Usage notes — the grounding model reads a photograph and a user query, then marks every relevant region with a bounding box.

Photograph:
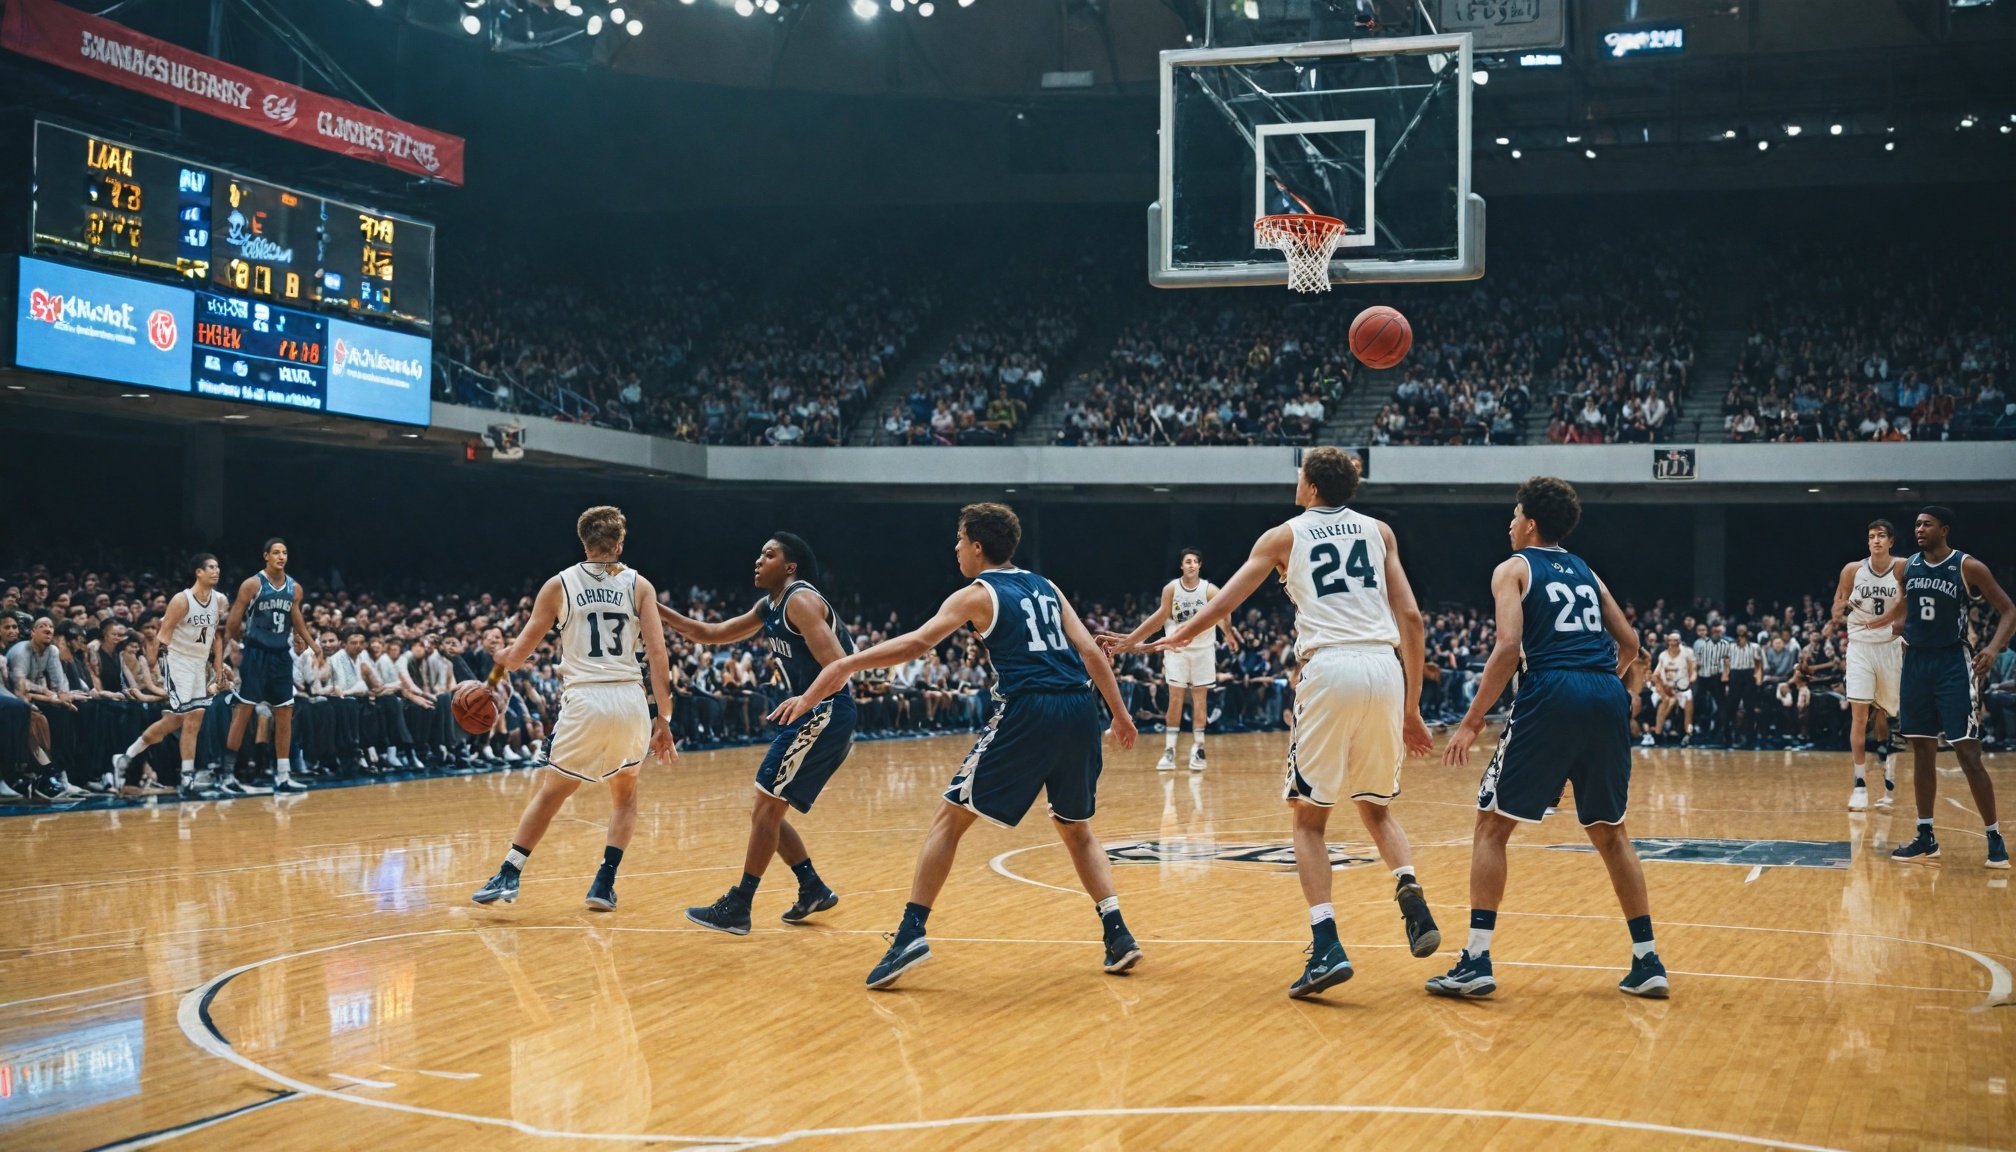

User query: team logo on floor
[1105,841,1378,869]
[1547,837,1850,869]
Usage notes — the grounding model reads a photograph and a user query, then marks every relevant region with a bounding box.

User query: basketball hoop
[1254,213,1348,293]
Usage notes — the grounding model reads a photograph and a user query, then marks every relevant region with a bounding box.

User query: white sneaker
[1639,733,1655,748]
[0,778,20,800]
[1155,750,1177,772]
[1189,747,1207,772]
[1848,786,1868,812]
[502,745,523,762]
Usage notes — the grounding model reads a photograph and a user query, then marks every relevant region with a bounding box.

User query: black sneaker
[1987,830,2010,870]
[272,777,309,794]
[866,933,931,990]
[781,886,838,924]
[1425,949,1497,997]
[586,872,617,911]
[1891,829,1941,863]
[685,889,752,935]
[472,867,520,905]
[1619,951,1670,998]
[1396,879,1441,958]
[1289,940,1354,999]
[1103,927,1142,974]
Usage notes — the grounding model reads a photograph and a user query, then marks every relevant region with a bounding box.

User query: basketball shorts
[756,694,858,813]
[543,683,651,781]
[1844,640,1903,717]
[162,653,215,714]
[1898,645,1980,744]
[237,645,295,707]
[1658,682,1692,706]
[946,688,1102,827]
[1478,668,1633,826]
[1162,646,1216,689]
[1283,644,1402,807]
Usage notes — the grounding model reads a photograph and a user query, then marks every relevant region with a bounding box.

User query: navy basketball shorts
[755,695,858,813]
[945,688,1103,827]
[236,646,295,708]
[1477,668,1633,826]
[1898,645,1980,744]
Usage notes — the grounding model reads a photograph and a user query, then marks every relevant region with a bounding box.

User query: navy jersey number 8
[1545,582,1601,632]
[1310,540,1379,597]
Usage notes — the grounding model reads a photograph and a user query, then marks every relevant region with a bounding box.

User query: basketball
[452,682,498,735]
[1349,305,1412,369]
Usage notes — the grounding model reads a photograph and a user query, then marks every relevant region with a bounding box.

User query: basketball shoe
[685,889,753,935]
[585,873,617,911]
[781,885,839,923]
[1891,828,1940,863]
[1618,952,1670,998]
[1155,749,1177,772]
[1289,940,1353,999]
[1987,830,2009,870]
[1848,784,1868,811]
[1188,745,1206,772]
[1425,951,1496,998]
[867,934,931,990]
[471,866,520,904]
[1103,924,1142,974]
[1396,877,1441,957]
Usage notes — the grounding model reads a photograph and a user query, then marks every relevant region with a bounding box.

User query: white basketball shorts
[1844,640,1902,717]
[543,683,651,782]
[162,653,214,714]
[1283,643,1403,807]
[1163,646,1216,689]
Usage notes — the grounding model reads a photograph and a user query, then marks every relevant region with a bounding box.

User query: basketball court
[6,733,2010,1150]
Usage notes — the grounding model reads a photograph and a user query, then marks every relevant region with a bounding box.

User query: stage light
[1471,69,1489,85]
[1829,123,1842,135]
[738,0,756,13]
[1583,148,1596,159]
[764,0,778,10]
[891,0,904,10]
[626,17,642,32]
[919,1,934,12]
[365,0,383,7]
[460,12,482,33]
[1509,149,1521,158]
[1885,141,1895,151]
[1959,115,1976,128]
[610,6,623,22]
[1243,0,1258,17]
[852,0,877,15]
[1784,124,1801,136]
[1723,129,1736,138]
[2002,125,2012,134]
[680,0,696,4]
[1494,137,1509,145]
[960,0,976,6]
[1757,140,1769,150]
[1565,134,1580,143]
[586,12,602,32]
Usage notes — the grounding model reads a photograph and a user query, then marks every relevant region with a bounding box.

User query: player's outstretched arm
[492,577,563,679]
[660,598,765,646]
[769,584,988,725]
[634,575,678,763]
[1154,526,1292,651]
[1100,584,1174,655]
[1962,555,2016,679]
[1377,521,1436,758]
[1445,556,1527,765]
[1052,582,1137,748]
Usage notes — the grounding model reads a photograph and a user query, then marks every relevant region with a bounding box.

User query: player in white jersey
[1152,447,1440,999]
[1833,519,1902,811]
[113,553,228,797]
[1101,548,1241,772]
[1650,633,1696,746]
[472,506,676,911]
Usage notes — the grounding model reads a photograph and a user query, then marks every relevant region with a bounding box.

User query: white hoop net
[1254,214,1348,293]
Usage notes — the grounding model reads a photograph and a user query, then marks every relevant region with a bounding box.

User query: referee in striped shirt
[1726,625,1762,748]
[1692,623,1735,746]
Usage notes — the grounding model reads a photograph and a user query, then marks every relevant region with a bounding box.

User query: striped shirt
[1693,636,1734,677]
[1726,641,1761,672]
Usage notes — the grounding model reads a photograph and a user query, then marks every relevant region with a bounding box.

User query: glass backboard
[1151,32,1484,289]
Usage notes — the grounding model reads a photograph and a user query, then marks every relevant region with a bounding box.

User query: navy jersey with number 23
[1516,546,1617,674]
[975,567,1090,696]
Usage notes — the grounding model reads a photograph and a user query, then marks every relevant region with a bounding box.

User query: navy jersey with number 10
[1516,546,1617,674]
[974,567,1090,696]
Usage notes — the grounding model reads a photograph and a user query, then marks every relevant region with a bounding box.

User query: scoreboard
[30,121,435,330]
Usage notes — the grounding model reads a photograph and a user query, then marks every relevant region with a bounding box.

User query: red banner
[2,0,464,185]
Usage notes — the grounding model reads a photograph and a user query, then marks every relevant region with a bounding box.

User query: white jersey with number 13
[556,563,644,688]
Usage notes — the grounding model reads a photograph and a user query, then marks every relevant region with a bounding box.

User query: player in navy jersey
[771,503,1142,989]
[1432,478,1671,998]
[667,534,859,932]
[220,538,316,796]
[1871,508,2014,868]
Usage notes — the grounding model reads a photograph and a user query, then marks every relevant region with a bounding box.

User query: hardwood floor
[2,731,2010,1150]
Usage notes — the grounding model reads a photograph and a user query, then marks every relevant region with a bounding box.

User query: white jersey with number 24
[1282,506,1399,654]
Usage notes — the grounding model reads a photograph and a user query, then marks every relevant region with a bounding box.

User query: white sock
[126,737,149,758]
[275,757,291,782]
[1988,822,2002,836]
[1164,731,1178,752]
[1096,895,1120,915]
[180,759,194,781]
[1632,939,1656,959]
[504,847,530,870]
[1393,866,1417,885]
[1467,927,1494,955]
[1309,902,1334,926]
[1192,732,1205,752]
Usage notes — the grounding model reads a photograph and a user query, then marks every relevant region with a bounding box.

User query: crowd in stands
[1369,241,1703,447]
[4,555,2011,807]
[1055,292,1349,446]
[440,255,941,447]
[1720,246,2015,442]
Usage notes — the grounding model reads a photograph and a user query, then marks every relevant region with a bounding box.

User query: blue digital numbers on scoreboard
[190,292,328,411]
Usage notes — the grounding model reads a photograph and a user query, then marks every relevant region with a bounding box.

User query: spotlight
[681,0,696,4]
[764,0,778,10]
[1494,137,1509,145]
[1583,148,1596,159]
[1829,123,1842,135]
[1784,124,1801,136]
[959,0,976,6]
[610,6,623,21]
[626,17,642,32]
[919,1,934,12]
[1509,148,1521,158]
[1757,140,1768,150]
[460,11,482,33]
[1242,0,1258,17]
[1722,129,1736,138]
[738,0,756,13]
[1565,134,1580,143]
[1885,141,1895,151]
[1471,69,1489,85]
[1960,115,1976,127]
[852,0,877,15]
[365,0,382,6]
[2003,125,2013,134]
[891,0,904,10]
[586,12,601,32]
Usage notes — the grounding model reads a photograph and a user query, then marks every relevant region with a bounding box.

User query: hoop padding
[1254,214,1348,293]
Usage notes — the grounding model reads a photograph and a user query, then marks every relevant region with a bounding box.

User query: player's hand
[767,694,812,726]
[1403,712,1434,758]
[1975,646,2001,681]
[1094,632,1133,656]
[650,717,677,763]
[1443,716,1485,765]
[1106,710,1138,751]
